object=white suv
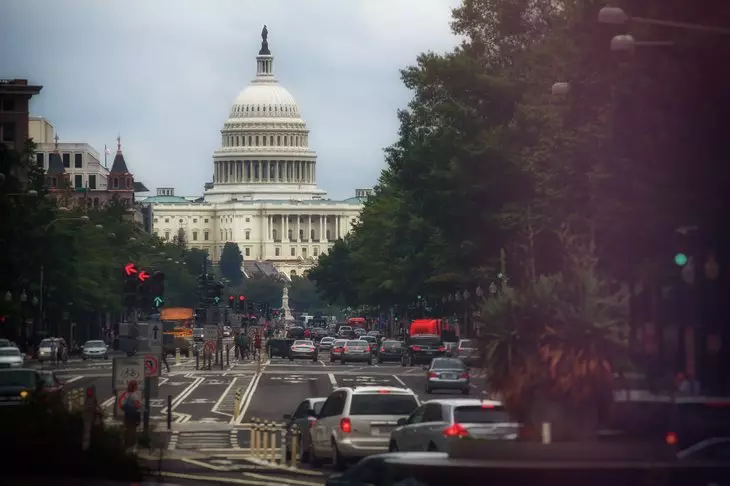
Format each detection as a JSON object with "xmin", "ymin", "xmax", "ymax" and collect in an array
[{"xmin": 309, "ymin": 386, "xmax": 420, "ymax": 470}]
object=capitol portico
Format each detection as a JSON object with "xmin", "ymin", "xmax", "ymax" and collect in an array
[{"xmin": 140, "ymin": 26, "xmax": 368, "ymax": 277}]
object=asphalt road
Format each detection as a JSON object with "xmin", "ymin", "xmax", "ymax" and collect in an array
[{"xmin": 24, "ymin": 346, "xmax": 486, "ymax": 480}]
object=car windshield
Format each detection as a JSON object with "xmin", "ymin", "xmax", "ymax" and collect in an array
[
  {"xmin": 453, "ymin": 405, "xmax": 510, "ymax": 423},
  {"xmin": 360, "ymin": 336, "xmax": 376, "ymax": 343},
  {"xmin": 0, "ymin": 348, "xmax": 20, "ymax": 357},
  {"xmin": 432, "ymin": 358, "xmax": 465, "ymax": 370},
  {"xmin": 459, "ymin": 340, "xmax": 474, "ymax": 348},
  {"xmin": 0, "ymin": 370, "xmax": 36, "ymax": 387},
  {"xmin": 346, "ymin": 341, "xmax": 367, "ymax": 348},
  {"xmin": 350, "ymin": 393, "xmax": 419, "ymax": 415},
  {"xmin": 410, "ymin": 336, "xmax": 442, "ymax": 347},
  {"xmin": 39, "ymin": 339, "xmax": 54, "ymax": 348},
  {"xmin": 84, "ymin": 341, "xmax": 105, "ymax": 347},
  {"xmin": 294, "ymin": 340, "xmax": 313, "ymax": 346},
  {"xmin": 321, "ymin": 337, "xmax": 334, "ymax": 343},
  {"xmin": 0, "ymin": 339, "xmax": 10, "ymax": 348},
  {"xmin": 39, "ymin": 373, "xmax": 57, "ymax": 387},
  {"xmin": 333, "ymin": 340, "xmax": 347, "ymax": 347}
]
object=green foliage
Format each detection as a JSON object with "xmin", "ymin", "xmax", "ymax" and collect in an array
[{"xmin": 219, "ymin": 242, "xmax": 244, "ymax": 286}]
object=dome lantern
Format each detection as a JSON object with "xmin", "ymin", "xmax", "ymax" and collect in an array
[{"xmin": 255, "ymin": 24, "xmax": 274, "ymax": 79}]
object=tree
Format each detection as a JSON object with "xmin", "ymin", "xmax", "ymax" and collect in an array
[
  {"xmin": 174, "ymin": 227, "xmax": 186, "ymax": 248},
  {"xmin": 240, "ymin": 276, "xmax": 284, "ymax": 308},
  {"xmin": 289, "ymin": 276, "xmax": 330, "ymax": 314},
  {"xmin": 219, "ymin": 242, "xmax": 243, "ymax": 286}
]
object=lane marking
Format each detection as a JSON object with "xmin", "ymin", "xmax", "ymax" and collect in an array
[
  {"xmin": 101, "ymin": 396, "xmax": 115, "ymax": 408},
  {"xmin": 64, "ymin": 375, "xmax": 85, "ymax": 384},
  {"xmin": 231, "ymin": 374, "xmax": 257, "ymax": 425},
  {"xmin": 318, "ymin": 360, "xmax": 325, "ymax": 367},
  {"xmin": 235, "ymin": 372, "xmax": 262, "ymax": 424},
  {"xmin": 392, "ymin": 374, "xmax": 409, "ymax": 388},
  {"xmin": 245, "ymin": 471, "xmax": 323, "ymax": 485},
  {"xmin": 328, "ymin": 373, "xmax": 338, "ymax": 388},
  {"xmin": 161, "ymin": 469, "xmax": 294, "ymax": 485},
  {"xmin": 212, "ymin": 376, "xmax": 238, "ymax": 418},
  {"xmin": 161, "ymin": 376, "xmax": 203, "ymax": 423}
]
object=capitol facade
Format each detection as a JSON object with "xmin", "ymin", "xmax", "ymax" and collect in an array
[{"xmin": 140, "ymin": 27, "xmax": 369, "ymax": 277}]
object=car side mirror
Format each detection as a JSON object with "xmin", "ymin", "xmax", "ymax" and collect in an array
[
  {"xmin": 283, "ymin": 414, "xmax": 292, "ymax": 420},
  {"xmin": 397, "ymin": 417, "xmax": 407, "ymax": 426}
]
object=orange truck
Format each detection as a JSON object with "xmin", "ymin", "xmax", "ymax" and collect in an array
[
  {"xmin": 161, "ymin": 307, "xmax": 194, "ymax": 355},
  {"xmin": 409, "ymin": 319, "xmax": 458, "ymax": 342}
]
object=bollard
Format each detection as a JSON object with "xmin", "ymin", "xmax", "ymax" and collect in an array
[
  {"xmin": 220, "ymin": 347, "xmax": 224, "ymax": 370},
  {"xmin": 251, "ymin": 418, "xmax": 260, "ymax": 457},
  {"xmin": 233, "ymin": 388, "xmax": 242, "ymax": 420},
  {"xmin": 175, "ymin": 348, "xmax": 181, "ymax": 364},
  {"xmin": 261, "ymin": 420, "xmax": 270, "ymax": 461},
  {"xmin": 167, "ymin": 395, "xmax": 172, "ymax": 430},
  {"xmin": 195, "ymin": 350, "xmax": 199, "ymax": 370},
  {"xmin": 542, "ymin": 422, "xmax": 552, "ymax": 444},
  {"xmin": 279, "ymin": 427, "xmax": 288, "ymax": 465},
  {"xmin": 226, "ymin": 344, "xmax": 229, "ymax": 367},
  {"xmin": 269, "ymin": 423, "xmax": 278, "ymax": 463},
  {"xmin": 290, "ymin": 424, "xmax": 299, "ymax": 467}
]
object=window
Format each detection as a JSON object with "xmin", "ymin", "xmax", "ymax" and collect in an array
[
  {"xmin": 204, "ymin": 218, "xmax": 209, "ymax": 223},
  {"xmin": 453, "ymin": 405, "xmax": 510, "ymax": 424},
  {"xmin": 313, "ymin": 247, "xmax": 319, "ymax": 256},
  {"xmin": 164, "ymin": 232, "xmax": 170, "ymax": 240},
  {"xmin": 290, "ymin": 247, "xmax": 295, "ymax": 256},
  {"xmin": 310, "ymin": 229, "xmax": 315, "ymax": 240},
  {"xmin": 431, "ymin": 358, "xmax": 465, "ymax": 370},
  {"xmin": 349, "ymin": 393, "xmax": 419, "ymax": 416},
  {"xmin": 179, "ymin": 219, "xmax": 183, "ymax": 224},
  {"xmin": 319, "ymin": 391, "xmax": 347, "ymax": 418},
  {"xmin": 74, "ymin": 153, "xmax": 82, "ymax": 168},
  {"xmin": 192, "ymin": 231, "xmax": 198, "ymax": 241},
  {"xmin": 422, "ymin": 403, "xmax": 443, "ymax": 422},
  {"xmin": 245, "ymin": 231, "xmax": 250, "ymax": 240},
  {"xmin": 36, "ymin": 153, "xmax": 44, "ymax": 168},
  {"xmin": 204, "ymin": 231, "xmax": 209, "ymax": 241},
  {"xmin": 88, "ymin": 174, "xmax": 96, "ymax": 189},
  {"xmin": 299, "ymin": 229, "xmax": 304, "ymax": 240},
  {"xmin": 62, "ymin": 153, "xmax": 70, "ymax": 168},
  {"xmin": 193, "ymin": 218, "xmax": 197, "ymax": 223},
  {"xmin": 275, "ymin": 247, "xmax": 280, "ymax": 256},
  {"xmin": 245, "ymin": 217, "xmax": 250, "ymax": 222},
  {"xmin": 113, "ymin": 178, "xmax": 119, "ymax": 189},
  {"xmin": 326, "ymin": 229, "xmax": 331, "ymax": 240},
  {"xmin": 292, "ymin": 401, "xmax": 310, "ymax": 420},
  {"xmin": 1, "ymin": 122, "xmax": 15, "ymax": 142},
  {"xmin": 287, "ymin": 229, "xmax": 292, "ymax": 240},
  {"xmin": 245, "ymin": 247, "xmax": 250, "ymax": 257},
  {"xmin": 302, "ymin": 248, "xmax": 307, "ymax": 258},
  {"xmin": 126, "ymin": 178, "xmax": 131, "ymax": 188},
  {"xmin": 74, "ymin": 175, "xmax": 83, "ymax": 188},
  {"xmin": 164, "ymin": 218, "xmax": 169, "ymax": 223}
]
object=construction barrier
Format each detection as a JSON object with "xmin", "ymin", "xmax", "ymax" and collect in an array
[{"xmin": 250, "ymin": 416, "xmax": 291, "ymax": 465}]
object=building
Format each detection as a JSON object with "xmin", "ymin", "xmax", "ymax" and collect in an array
[
  {"xmin": 0, "ymin": 79, "xmax": 43, "ymax": 153},
  {"xmin": 141, "ymin": 27, "xmax": 367, "ymax": 277},
  {"xmin": 29, "ymin": 115, "xmax": 149, "ymax": 211}
]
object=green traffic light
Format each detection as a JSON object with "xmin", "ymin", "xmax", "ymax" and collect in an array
[
  {"xmin": 214, "ymin": 296, "xmax": 220, "ymax": 304},
  {"xmin": 153, "ymin": 296, "xmax": 164, "ymax": 307},
  {"xmin": 674, "ymin": 253, "xmax": 688, "ymax": 266}
]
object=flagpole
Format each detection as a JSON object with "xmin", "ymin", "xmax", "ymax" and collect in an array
[{"xmin": 104, "ymin": 144, "xmax": 108, "ymax": 168}]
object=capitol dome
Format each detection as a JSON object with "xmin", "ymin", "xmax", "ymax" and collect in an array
[{"xmin": 207, "ymin": 25, "xmax": 324, "ymax": 203}]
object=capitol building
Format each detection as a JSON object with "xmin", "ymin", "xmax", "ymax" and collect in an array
[{"xmin": 141, "ymin": 27, "xmax": 369, "ymax": 277}]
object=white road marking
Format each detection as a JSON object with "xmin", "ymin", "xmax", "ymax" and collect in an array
[
  {"xmin": 328, "ymin": 373, "xmax": 338, "ymax": 388},
  {"xmin": 64, "ymin": 375, "xmax": 85, "ymax": 384},
  {"xmin": 318, "ymin": 360, "xmax": 326, "ymax": 367},
  {"xmin": 234, "ymin": 372, "xmax": 262, "ymax": 425},
  {"xmin": 392, "ymin": 374, "xmax": 409, "ymax": 388},
  {"xmin": 101, "ymin": 396, "xmax": 116, "ymax": 408},
  {"xmin": 212, "ymin": 376, "xmax": 238, "ymax": 418}
]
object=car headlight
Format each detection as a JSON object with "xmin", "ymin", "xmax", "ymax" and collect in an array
[{"xmin": 19, "ymin": 390, "xmax": 28, "ymax": 399}]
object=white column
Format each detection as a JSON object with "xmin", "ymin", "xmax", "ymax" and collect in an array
[{"xmin": 308, "ymin": 215, "xmax": 312, "ymax": 242}]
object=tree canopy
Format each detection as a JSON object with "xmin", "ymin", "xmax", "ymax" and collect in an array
[
  {"xmin": 219, "ymin": 242, "xmax": 244, "ymax": 286},
  {"xmin": 309, "ymin": 0, "xmax": 730, "ymax": 315}
]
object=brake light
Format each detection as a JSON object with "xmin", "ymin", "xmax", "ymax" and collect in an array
[
  {"xmin": 378, "ymin": 389, "xmax": 390, "ymax": 394},
  {"xmin": 380, "ymin": 347, "xmax": 385, "ymax": 352},
  {"xmin": 443, "ymin": 423, "xmax": 469, "ymax": 438},
  {"xmin": 364, "ymin": 346, "xmax": 370, "ymax": 353},
  {"xmin": 705, "ymin": 402, "xmax": 730, "ymax": 407},
  {"xmin": 438, "ymin": 346, "xmax": 445, "ymax": 352},
  {"xmin": 343, "ymin": 347, "xmax": 349, "ymax": 352},
  {"xmin": 428, "ymin": 372, "xmax": 438, "ymax": 378},
  {"xmin": 340, "ymin": 417, "xmax": 352, "ymax": 433},
  {"xmin": 459, "ymin": 372, "xmax": 469, "ymax": 379},
  {"xmin": 411, "ymin": 345, "xmax": 421, "ymax": 351},
  {"xmin": 665, "ymin": 432, "xmax": 678, "ymax": 445},
  {"xmin": 481, "ymin": 402, "xmax": 494, "ymax": 408}
]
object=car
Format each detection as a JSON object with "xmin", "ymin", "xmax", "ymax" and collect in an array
[
  {"xmin": 426, "ymin": 358, "xmax": 470, "ymax": 394},
  {"xmin": 329, "ymin": 339, "xmax": 348, "ymax": 362},
  {"xmin": 318, "ymin": 336, "xmax": 336, "ymax": 351},
  {"xmin": 0, "ymin": 369, "xmax": 43, "ymax": 407},
  {"xmin": 341, "ymin": 340, "xmax": 373, "ymax": 365},
  {"xmin": 37, "ymin": 370, "xmax": 66, "ymax": 407},
  {"xmin": 359, "ymin": 335, "xmax": 378, "ymax": 355},
  {"xmin": 377, "ymin": 340, "xmax": 403, "ymax": 363},
  {"xmin": 283, "ymin": 397, "xmax": 327, "ymax": 463},
  {"xmin": 401, "ymin": 334, "xmax": 445, "ymax": 366},
  {"xmin": 0, "ymin": 347, "xmax": 24, "ymax": 368},
  {"xmin": 310, "ymin": 386, "xmax": 421, "ymax": 469},
  {"xmin": 289, "ymin": 340, "xmax": 318, "ymax": 362},
  {"xmin": 81, "ymin": 340, "xmax": 109, "ymax": 360},
  {"xmin": 453, "ymin": 339, "xmax": 478, "ymax": 365}
]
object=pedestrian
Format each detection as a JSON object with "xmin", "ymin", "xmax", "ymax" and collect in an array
[
  {"xmin": 254, "ymin": 331, "xmax": 262, "ymax": 360},
  {"xmin": 241, "ymin": 332, "xmax": 250, "ymax": 360},
  {"xmin": 122, "ymin": 380, "xmax": 142, "ymax": 450},
  {"xmin": 161, "ymin": 352, "xmax": 170, "ymax": 373}
]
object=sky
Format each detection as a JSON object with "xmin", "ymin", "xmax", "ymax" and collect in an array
[{"xmin": 0, "ymin": 0, "xmax": 461, "ymax": 199}]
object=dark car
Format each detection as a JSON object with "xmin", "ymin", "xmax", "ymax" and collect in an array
[
  {"xmin": 37, "ymin": 370, "xmax": 66, "ymax": 406},
  {"xmin": 377, "ymin": 340, "xmax": 403, "ymax": 363},
  {"xmin": 287, "ymin": 326, "xmax": 305, "ymax": 339},
  {"xmin": 402, "ymin": 334, "xmax": 445, "ymax": 366},
  {"xmin": 359, "ymin": 335, "xmax": 378, "ymax": 355},
  {"xmin": 0, "ymin": 369, "xmax": 43, "ymax": 407}
]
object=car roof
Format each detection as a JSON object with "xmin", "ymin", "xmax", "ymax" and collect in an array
[
  {"xmin": 423, "ymin": 398, "xmax": 503, "ymax": 408},
  {"xmin": 337, "ymin": 386, "xmax": 416, "ymax": 395}
]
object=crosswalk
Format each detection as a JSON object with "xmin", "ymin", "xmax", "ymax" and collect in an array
[{"xmin": 174, "ymin": 430, "xmax": 235, "ymax": 450}]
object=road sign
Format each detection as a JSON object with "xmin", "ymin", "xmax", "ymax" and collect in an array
[
  {"xmin": 117, "ymin": 390, "xmax": 128, "ymax": 410},
  {"xmin": 204, "ymin": 340, "xmax": 217, "ymax": 354},
  {"xmin": 149, "ymin": 323, "xmax": 162, "ymax": 343},
  {"xmin": 113, "ymin": 356, "xmax": 145, "ymax": 392},
  {"xmin": 144, "ymin": 354, "xmax": 159, "ymax": 377},
  {"xmin": 204, "ymin": 325, "xmax": 219, "ymax": 342}
]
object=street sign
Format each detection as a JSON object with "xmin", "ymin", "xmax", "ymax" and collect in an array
[
  {"xmin": 204, "ymin": 325, "xmax": 219, "ymax": 342},
  {"xmin": 144, "ymin": 354, "xmax": 159, "ymax": 377},
  {"xmin": 117, "ymin": 390, "xmax": 129, "ymax": 410},
  {"xmin": 112, "ymin": 356, "xmax": 145, "ymax": 392},
  {"xmin": 204, "ymin": 340, "xmax": 217, "ymax": 354},
  {"xmin": 149, "ymin": 323, "xmax": 162, "ymax": 344}
]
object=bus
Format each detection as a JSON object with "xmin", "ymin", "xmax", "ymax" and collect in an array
[{"xmin": 160, "ymin": 307, "xmax": 194, "ymax": 356}]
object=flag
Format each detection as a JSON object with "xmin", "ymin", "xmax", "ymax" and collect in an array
[{"xmin": 104, "ymin": 145, "xmax": 111, "ymax": 155}]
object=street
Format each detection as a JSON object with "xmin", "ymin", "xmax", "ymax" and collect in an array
[{"xmin": 31, "ymin": 347, "xmax": 489, "ymax": 453}]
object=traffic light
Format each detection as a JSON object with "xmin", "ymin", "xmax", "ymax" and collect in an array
[
  {"xmin": 150, "ymin": 271, "xmax": 165, "ymax": 308},
  {"xmin": 228, "ymin": 295, "xmax": 235, "ymax": 309},
  {"xmin": 122, "ymin": 262, "xmax": 139, "ymax": 308},
  {"xmin": 210, "ymin": 282, "xmax": 224, "ymax": 305},
  {"xmin": 673, "ymin": 226, "xmax": 699, "ymax": 267}
]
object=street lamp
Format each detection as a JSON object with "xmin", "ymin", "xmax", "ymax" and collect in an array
[{"xmin": 610, "ymin": 34, "xmax": 674, "ymax": 53}]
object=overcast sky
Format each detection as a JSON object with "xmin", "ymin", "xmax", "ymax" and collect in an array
[{"xmin": 1, "ymin": 0, "xmax": 461, "ymax": 199}]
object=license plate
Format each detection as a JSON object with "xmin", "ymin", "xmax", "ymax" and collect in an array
[{"xmin": 372, "ymin": 427, "xmax": 391, "ymax": 436}]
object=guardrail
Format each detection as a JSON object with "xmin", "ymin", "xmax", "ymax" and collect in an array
[{"xmin": 249, "ymin": 416, "xmax": 300, "ymax": 467}]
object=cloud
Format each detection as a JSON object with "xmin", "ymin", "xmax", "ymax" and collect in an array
[{"xmin": 0, "ymin": 0, "xmax": 461, "ymax": 199}]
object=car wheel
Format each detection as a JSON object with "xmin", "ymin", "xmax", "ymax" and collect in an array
[
  {"xmin": 104, "ymin": 355, "xmax": 108, "ymax": 360},
  {"xmin": 312, "ymin": 356, "xmax": 317, "ymax": 363},
  {"xmin": 289, "ymin": 357, "xmax": 294, "ymax": 361},
  {"xmin": 332, "ymin": 441, "xmax": 346, "ymax": 471},
  {"xmin": 309, "ymin": 444, "xmax": 323, "ymax": 468}
]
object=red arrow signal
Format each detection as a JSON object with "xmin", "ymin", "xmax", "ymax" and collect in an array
[
  {"xmin": 138, "ymin": 271, "xmax": 150, "ymax": 282},
  {"xmin": 124, "ymin": 263, "xmax": 138, "ymax": 276}
]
